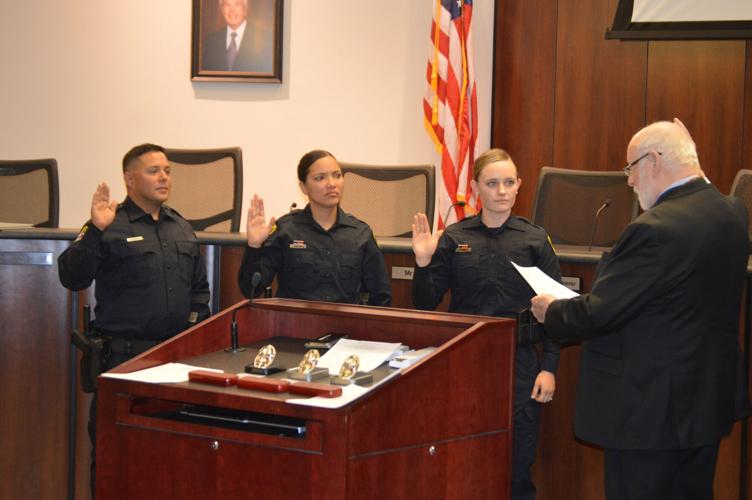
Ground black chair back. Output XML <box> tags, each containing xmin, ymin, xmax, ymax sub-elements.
<box><xmin>0</xmin><ymin>159</ymin><xmax>59</xmax><ymax>227</ymax></box>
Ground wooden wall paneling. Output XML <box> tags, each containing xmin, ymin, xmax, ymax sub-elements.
<box><xmin>553</xmin><ymin>0</ymin><xmax>647</xmax><ymax>176</ymax></box>
<box><xmin>219</xmin><ymin>246</ymin><xmax>245</xmax><ymax>310</ymax></box>
<box><xmin>0</xmin><ymin>239</ymin><xmax>73</xmax><ymax>500</ymax></box>
<box><xmin>744</xmin><ymin>42</ymin><xmax>752</xmax><ymax>173</ymax></box>
<box><xmin>492</xmin><ymin>0</ymin><xmax>558</xmax><ymax>218</ymax></box>
<box><xmin>645</xmin><ymin>41</ymin><xmax>747</xmax><ymax>193</ymax></box>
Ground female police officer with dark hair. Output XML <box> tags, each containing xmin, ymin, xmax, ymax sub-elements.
<box><xmin>237</xmin><ymin>149</ymin><xmax>391</xmax><ymax>306</ymax></box>
<box><xmin>411</xmin><ymin>148</ymin><xmax>560</xmax><ymax>500</ymax></box>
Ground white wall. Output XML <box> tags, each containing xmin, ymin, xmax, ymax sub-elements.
<box><xmin>0</xmin><ymin>0</ymin><xmax>494</xmax><ymax>228</ymax></box>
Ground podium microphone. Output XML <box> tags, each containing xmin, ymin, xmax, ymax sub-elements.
<box><xmin>226</xmin><ymin>272</ymin><xmax>262</xmax><ymax>353</ymax></box>
<box><xmin>443</xmin><ymin>200</ymin><xmax>467</xmax><ymax>226</ymax></box>
<box><xmin>587</xmin><ymin>198</ymin><xmax>612</xmax><ymax>251</ymax></box>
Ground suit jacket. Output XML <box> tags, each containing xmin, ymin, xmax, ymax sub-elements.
<box><xmin>202</xmin><ymin>24</ymin><xmax>273</xmax><ymax>73</ymax></box>
<box><xmin>544</xmin><ymin>178</ymin><xmax>749</xmax><ymax>450</ymax></box>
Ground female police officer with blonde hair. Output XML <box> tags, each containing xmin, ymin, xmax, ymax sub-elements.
<box><xmin>238</xmin><ymin>149</ymin><xmax>391</xmax><ymax>306</ymax></box>
<box><xmin>411</xmin><ymin>148</ymin><xmax>560</xmax><ymax>500</ymax></box>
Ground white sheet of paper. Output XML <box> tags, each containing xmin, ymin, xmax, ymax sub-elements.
<box><xmin>100</xmin><ymin>363</ymin><xmax>222</xmax><ymax>384</ymax></box>
<box><xmin>317</xmin><ymin>338</ymin><xmax>403</xmax><ymax>374</ymax></box>
<box><xmin>512</xmin><ymin>261</ymin><xmax>579</xmax><ymax>299</ymax></box>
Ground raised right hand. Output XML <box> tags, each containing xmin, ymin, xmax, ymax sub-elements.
<box><xmin>90</xmin><ymin>182</ymin><xmax>118</xmax><ymax>231</ymax></box>
<box><xmin>246</xmin><ymin>194</ymin><xmax>276</xmax><ymax>248</ymax></box>
<box><xmin>411</xmin><ymin>212</ymin><xmax>442</xmax><ymax>267</ymax></box>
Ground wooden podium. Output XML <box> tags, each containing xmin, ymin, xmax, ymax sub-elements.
<box><xmin>96</xmin><ymin>299</ymin><xmax>515</xmax><ymax>499</ymax></box>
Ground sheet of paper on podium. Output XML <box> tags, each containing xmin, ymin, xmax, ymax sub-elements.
<box><xmin>511</xmin><ymin>261</ymin><xmax>579</xmax><ymax>299</ymax></box>
<box><xmin>101</xmin><ymin>363</ymin><xmax>222</xmax><ymax>384</ymax></box>
<box><xmin>317</xmin><ymin>338</ymin><xmax>403</xmax><ymax>373</ymax></box>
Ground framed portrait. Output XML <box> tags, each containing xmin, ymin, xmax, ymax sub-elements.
<box><xmin>191</xmin><ymin>0</ymin><xmax>283</xmax><ymax>83</ymax></box>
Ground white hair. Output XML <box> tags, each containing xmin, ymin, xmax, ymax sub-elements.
<box><xmin>219</xmin><ymin>0</ymin><xmax>248</xmax><ymax>6</ymax></box>
<box><xmin>632</xmin><ymin>121</ymin><xmax>700</xmax><ymax>171</ymax></box>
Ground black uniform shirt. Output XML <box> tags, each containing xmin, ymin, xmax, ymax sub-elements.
<box><xmin>412</xmin><ymin>214</ymin><xmax>561</xmax><ymax>372</ymax></box>
<box><xmin>238</xmin><ymin>205</ymin><xmax>391</xmax><ymax>306</ymax></box>
<box><xmin>58</xmin><ymin>197</ymin><xmax>210</xmax><ymax>340</ymax></box>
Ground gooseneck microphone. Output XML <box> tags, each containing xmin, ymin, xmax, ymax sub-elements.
<box><xmin>289</xmin><ymin>202</ymin><xmax>298</xmax><ymax>212</ymax></box>
<box><xmin>443</xmin><ymin>200</ymin><xmax>467</xmax><ymax>226</ymax></box>
<box><xmin>587</xmin><ymin>198</ymin><xmax>612</xmax><ymax>251</ymax></box>
<box><xmin>226</xmin><ymin>272</ymin><xmax>262</xmax><ymax>353</ymax></box>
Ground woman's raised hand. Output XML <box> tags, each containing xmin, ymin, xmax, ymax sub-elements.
<box><xmin>411</xmin><ymin>212</ymin><xmax>443</xmax><ymax>267</ymax></box>
<box><xmin>246</xmin><ymin>194</ymin><xmax>276</xmax><ymax>248</ymax></box>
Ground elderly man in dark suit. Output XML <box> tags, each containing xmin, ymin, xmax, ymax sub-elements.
<box><xmin>531</xmin><ymin>120</ymin><xmax>749</xmax><ymax>500</ymax></box>
<box><xmin>202</xmin><ymin>0</ymin><xmax>273</xmax><ymax>73</ymax></box>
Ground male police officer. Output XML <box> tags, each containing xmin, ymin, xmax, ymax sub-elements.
<box><xmin>59</xmin><ymin>143</ymin><xmax>210</xmax><ymax>492</ymax></box>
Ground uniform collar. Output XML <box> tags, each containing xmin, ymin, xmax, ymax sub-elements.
<box><xmin>297</xmin><ymin>204</ymin><xmax>358</xmax><ymax>229</ymax></box>
<box><xmin>122</xmin><ymin>197</ymin><xmax>171</xmax><ymax>223</ymax></box>
<box><xmin>463</xmin><ymin>213</ymin><xmax>525</xmax><ymax>232</ymax></box>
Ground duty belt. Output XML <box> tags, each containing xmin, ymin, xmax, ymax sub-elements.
<box><xmin>107</xmin><ymin>337</ymin><xmax>160</xmax><ymax>355</ymax></box>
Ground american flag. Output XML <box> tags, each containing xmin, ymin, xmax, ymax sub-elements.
<box><xmin>423</xmin><ymin>0</ymin><xmax>479</xmax><ymax>229</ymax></box>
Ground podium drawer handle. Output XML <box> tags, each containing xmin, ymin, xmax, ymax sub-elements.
<box><xmin>428</xmin><ymin>445</ymin><xmax>437</xmax><ymax>456</ymax></box>
<box><xmin>210</xmin><ymin>440</ymin><xmax>220</xmax><ymax>451</ymax></box>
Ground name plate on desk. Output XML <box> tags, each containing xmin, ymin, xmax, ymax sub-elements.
<box><xmin>562</xmin><ymin>276</ymin><xmax>581</xmax><ymax>292</ymax></box>
<box><xmin>391</xmin><ymin>266</ymin><xmax>414</xmax><ymax>280</ymax></box>
<box><xmin>0</xmin><ymin>251</ymin><xmax>53</xmax><ymax>266</ymax></box>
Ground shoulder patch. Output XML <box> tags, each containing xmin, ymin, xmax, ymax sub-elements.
<box><xmin>74</xmin><ymin>223</ymin><xmax>89</xmax><ymax>242</ymax></box>
<box><xmin>269</xmin><ymin>223</ymin><xmax>278</xmax><ymax>235</ymax></box>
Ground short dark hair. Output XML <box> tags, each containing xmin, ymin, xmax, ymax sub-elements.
<box><xmin>122</xmin><ymin>143</ymin><xmax>166</xmax><ymax>172</ymax></box>
<box><xmin>297</xmin><ymin>149</ymin><xmax>336</xmax><ymax>182</ymax></box>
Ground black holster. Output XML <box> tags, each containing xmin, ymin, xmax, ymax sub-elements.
<box><xmin>71</xmin><ymin>329</ymin><xmax>104</xmax><ymax>393</ymax></box>
<box><xmin>70</xmin><ymin>305</ymin><xmax>103</xmax><ymax>393</ymax></box>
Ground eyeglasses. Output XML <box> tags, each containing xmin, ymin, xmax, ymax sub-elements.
<box><xmin>623</xmin><ymin>151</ymin><xmax>661</xmax><ymax>176</ymax></box>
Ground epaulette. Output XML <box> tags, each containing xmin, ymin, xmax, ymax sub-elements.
<box><xmin>516</xmin><ymin>215</ymin><xmax>548</xmax><ymax>231</ymax></box>
<box><xmin>275</xmin><ymin>208</ymin><xmax>303</xmax><ymax>225</ymax></box>
<box><xmin>514</xmin><ymin>215</ymin><xmax>535</xmax><ymax>226</ymax></box>
<box><xmin>162</xmin><ymin>204</ymin><xmax>184</xmax><ymax>218</ymax></box>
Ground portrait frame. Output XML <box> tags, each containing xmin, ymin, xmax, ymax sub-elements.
<box><xmin>191</xmin><ymin>0</ymin><xmax>283</xmax><ymax>83</ymax></box>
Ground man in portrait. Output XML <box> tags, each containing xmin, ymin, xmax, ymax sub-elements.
<box><xmin>202</xmin><ymin>0</ymin><xmax>274</xmax><ymax>73</ymax></box>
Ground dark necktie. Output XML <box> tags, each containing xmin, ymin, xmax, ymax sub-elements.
<box><xmin>227</xmin><ymin>32</ymin><xmax>238</xmax><ymax>71</ymax></box>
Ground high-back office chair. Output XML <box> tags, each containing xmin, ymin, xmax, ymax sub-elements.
<box><xmin>164</xmin><ymin>147</ymin><xmax>243</xmax><ymax>232</ymax></box>
<box><xmin>339</xmin><ymin>163</ymin><xmax>435</xmax><ymax>237</ymax></box>
<box><xmin>531</xmin><ymin>166</ymin><xmax>638</xmax><ymax>247</ymax></box>
<box><xmin>730</xmin><ymin>169</ymin><xmax>752</xmax><ymax>238</ymax></box>
<box><xmin>0</xmin><ymin>159</ymin><xmax>59</xmax><ymax>227</ymax></box>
